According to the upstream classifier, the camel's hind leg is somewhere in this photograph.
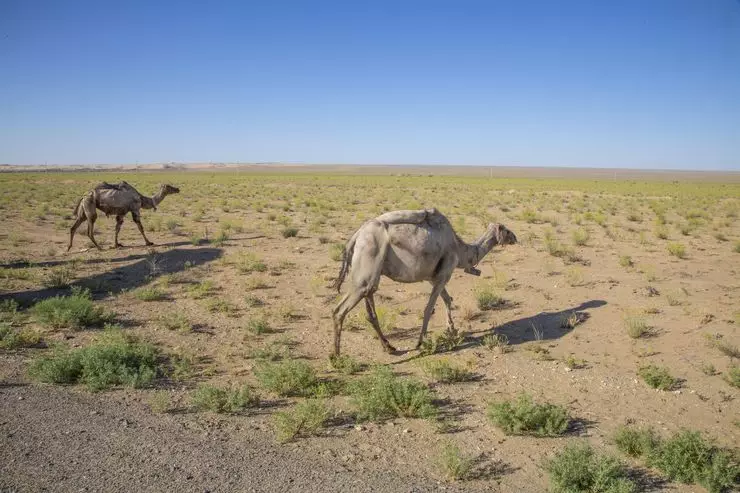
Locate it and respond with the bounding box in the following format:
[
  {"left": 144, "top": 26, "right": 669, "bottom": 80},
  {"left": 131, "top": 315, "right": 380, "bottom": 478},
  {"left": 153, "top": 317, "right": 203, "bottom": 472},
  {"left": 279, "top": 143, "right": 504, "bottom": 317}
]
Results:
[
  {"left": 332, "top": 289, "right": 366, "bottom": 357},
  {"left": 79, "top": 198, "right": 102, "bottom": 250},
  {"left": 68, "top": 216, "right": 85, "bottom": 252},
  {"left": 365, "top": 294, "right": 396, "bottom": 353},
  {"left": 331, "top": 224, "right": 389, "bottom": 357},
  {"left": 114, "top": 215, "right": 125, "bottom": 248}
]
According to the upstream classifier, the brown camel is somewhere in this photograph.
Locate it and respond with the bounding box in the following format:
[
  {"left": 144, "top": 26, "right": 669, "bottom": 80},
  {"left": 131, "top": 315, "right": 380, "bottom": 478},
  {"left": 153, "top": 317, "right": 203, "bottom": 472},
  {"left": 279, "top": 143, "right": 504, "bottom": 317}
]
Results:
[
  {"left": 68, "top": 181, "right": 180, "bottom": 251},
  {"left": 331, "top": 208, "right": 517, "bottom": 357}
]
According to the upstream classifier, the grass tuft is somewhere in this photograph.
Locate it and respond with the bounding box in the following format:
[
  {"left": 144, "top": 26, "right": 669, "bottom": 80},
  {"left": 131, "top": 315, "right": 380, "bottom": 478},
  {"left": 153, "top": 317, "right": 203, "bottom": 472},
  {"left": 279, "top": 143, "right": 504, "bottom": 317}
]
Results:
[
  {"left": 420, "top": 358, "right": 476, "bottom": 383},
  {"left": 191, "top": 383, "right": 259, "bottom": 413},
  {"left": 31, "top": 287, "right": 112, "bottom": 330},
  {"left": 28, "top": 329, "right": 158, "bottom": 391},
  {"left": 545, "top": 443, "right": 636, "bottom": 493},
  {"left": 667, "top": 242, "right": 687, "bottom": 259},
  {"left": 254, "top": 360, "right": 318, "bottom": 397},
  {"left": 438, "top": 442, "right": 475, "bottom": 481},
  {"left": 487, "top": 393, "right": 569, "bottom": 436},
  {"left": 638, "top": 365, "right": 678, "bottom": 390},
  {"left": 348, "top": 366, "right": 437, "bottom": 421},
  {"left": 273, "top": 399, "right": 330, "bottom": 442}
]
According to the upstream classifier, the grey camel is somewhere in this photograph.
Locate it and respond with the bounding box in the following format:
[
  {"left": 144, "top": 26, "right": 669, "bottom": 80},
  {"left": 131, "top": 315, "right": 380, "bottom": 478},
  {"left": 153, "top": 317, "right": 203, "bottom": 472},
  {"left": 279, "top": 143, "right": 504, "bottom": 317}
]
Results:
[
  {"left": 68, "top": 181, "right": 180, "bottom": 251},
  {"left": 331, "top": 208, "right": 517, "bottom": 357}
]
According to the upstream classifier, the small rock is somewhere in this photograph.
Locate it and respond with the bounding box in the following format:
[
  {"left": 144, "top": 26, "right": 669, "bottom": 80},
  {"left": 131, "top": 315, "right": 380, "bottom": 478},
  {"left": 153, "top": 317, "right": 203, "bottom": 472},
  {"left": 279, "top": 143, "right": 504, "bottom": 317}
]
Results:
[
  {"left": 673, "top": 390, "right": 682, "bottom": 395},
  {"left": 564, "top": 367, "right": 572, "bottom": 372},
  {"left": 402, "top": 429, "right": 410, "bottom": 434},
  {"left": 17, "top": 396, "right": 24, "bottom": 401},
  {"left": 354, "top": 425, "right": 364, "bottom": 431}
]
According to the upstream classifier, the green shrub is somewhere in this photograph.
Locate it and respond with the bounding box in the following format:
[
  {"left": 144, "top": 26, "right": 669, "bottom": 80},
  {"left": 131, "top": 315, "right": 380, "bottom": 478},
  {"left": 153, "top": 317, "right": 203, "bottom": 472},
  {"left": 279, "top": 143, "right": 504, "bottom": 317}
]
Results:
[
  {"left": 420, "top": 358, "right": 475, "bottom": 383},
  {"left": 614, "top": 426, "right": 660, "bottom": 458},
  {"left": 235, "top": 253, "right": 267, "bottom": 274},
  {"left": 29, "top": 330, "right": 158, "bottom": 391},
  {"left": 191, "top": 383, "right": 259, "bottom": 413},
  {"left": 273, "top": 399, "right": 330, "bottom": 443},
  {"left": 419, "top": 330, "right": 465, "bottom": 355},
  {"left": 329, "top": 243, "right": 344, "bottom": 262},
  {"left": 725, "top": 366, "right": 740, "bottom": 389},
  {"left": 43, "top": 267, "right": 74, "bottom": 288},
  {"left": 0, "top": 324, "right": 41, "bottom": 349},
  {"left": 625, "top": 316, "right": 651, "bottom": 339},
  {"left": 438, "top": 442, "right": 475, "bottom": 481},
  {"left": 618, "top": 255, "right": 633, "bottom": 268},
  {"left": 158, "top": 312, "right": 192, "bottom": 333},
  {"left": 31, "top": 287, "right": 112, "bottom": 330},
  {"left": 572, "top": 228, "right": 590, "bottom": 246},
  {"left": 246, "top": 317, "right": 271, "bottom": 335},
  {"left": 486, "top": 393, "right": 569, "bottom": 436},
  {"left": 348, "top": 366, "right": 437, "bottom": 421},
  {"left": 255, "top": 360, "right": 318, "bottom": 397},
  {"left": 329, "top": 354, "right": 363, "bottom": 375},
  {"left": 545, "top": 443, "right": 636, "bottom": 493},
  {"left": 474, "top": 283, "right": 505, "bottom": 311},
  {"left": 638, "top": 365, "right": 678, "bottom": 390},
  {"left": 481, "top": 332, "right": 509, "bottom": 353},
  {"left": 667, "top": 242, "right": 687, "bottom": 259},
  {"left": 135, "top": 286, "right": 166, "bottom": 301},
  {"left": 281, "top": 227, "right": 299, "bottom": 238},
  {"left": 733, "top": 241, "right": 740, "bottom": 253}
]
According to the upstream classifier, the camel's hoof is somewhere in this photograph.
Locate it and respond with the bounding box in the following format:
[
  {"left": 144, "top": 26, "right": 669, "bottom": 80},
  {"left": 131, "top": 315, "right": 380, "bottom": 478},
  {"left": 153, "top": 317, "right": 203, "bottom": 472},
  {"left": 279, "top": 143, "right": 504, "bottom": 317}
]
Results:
[
  {"left": 145, "top": 242, "right": 155, "bottom": 247},
  {"left": 115, "top": 243, "right": 125, "bottom": 249},
  {"left": 384, "top": 344, "right": 397, "bottom": 354}
]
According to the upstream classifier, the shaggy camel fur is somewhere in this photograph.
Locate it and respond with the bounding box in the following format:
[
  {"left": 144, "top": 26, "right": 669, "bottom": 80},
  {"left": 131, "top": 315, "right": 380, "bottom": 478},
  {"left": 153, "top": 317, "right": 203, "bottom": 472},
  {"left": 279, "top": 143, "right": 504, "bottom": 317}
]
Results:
[
  {"left": 331, "top": 208, "right": 517, "bottom": 356},
  {"left": 68, "top": 181, "right": 180, "bottom": 251}
]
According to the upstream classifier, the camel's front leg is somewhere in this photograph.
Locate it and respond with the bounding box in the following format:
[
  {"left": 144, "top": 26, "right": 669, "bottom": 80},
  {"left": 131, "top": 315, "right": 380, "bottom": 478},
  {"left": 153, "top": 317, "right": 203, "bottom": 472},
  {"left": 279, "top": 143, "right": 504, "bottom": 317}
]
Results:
[
  {"left": 68, "top": 216, "right": 85, "bottom": 252},
  {"left": 365, "top": 294, "right": 396, "bottom": 354},
  {"left": 416, "top": 281, "right": 448, "bottom": 349},
  {"left": 131, "top": 211, "right": 154, "bottom": 246},
  {"left": 440, "top": 288, "right": 455, "bottom": 333}
]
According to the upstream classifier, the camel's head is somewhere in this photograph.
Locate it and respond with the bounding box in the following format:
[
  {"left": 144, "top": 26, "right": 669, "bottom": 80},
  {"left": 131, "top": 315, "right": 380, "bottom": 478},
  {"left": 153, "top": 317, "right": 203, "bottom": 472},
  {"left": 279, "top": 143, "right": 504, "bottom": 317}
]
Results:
[
  {"left": 160, "top": 184, "right": 180, "bottom": 196},
  {"left": 490, "top": 223, "right": 518, "bottom": 246}
]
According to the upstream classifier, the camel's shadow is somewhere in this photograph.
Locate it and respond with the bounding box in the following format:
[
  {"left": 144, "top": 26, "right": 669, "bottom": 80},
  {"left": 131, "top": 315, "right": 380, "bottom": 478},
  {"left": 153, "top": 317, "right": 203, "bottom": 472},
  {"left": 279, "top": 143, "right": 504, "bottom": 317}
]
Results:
[
  {"left": 465, "top": 299, "right": 607, "bottom": 348},
  {"left": 0, "top": 247, "right": 223, "bottom": 306}
]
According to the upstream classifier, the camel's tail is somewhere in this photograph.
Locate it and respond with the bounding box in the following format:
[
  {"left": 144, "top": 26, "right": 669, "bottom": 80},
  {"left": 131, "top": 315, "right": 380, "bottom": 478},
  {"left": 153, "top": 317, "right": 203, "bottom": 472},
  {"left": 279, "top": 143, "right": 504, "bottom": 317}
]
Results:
[
  {"left": 72, "top": 196, "right": 84, "bottom": 218},
  {"left": 331, "top": 229, "right": 359, "bottom": 292}
]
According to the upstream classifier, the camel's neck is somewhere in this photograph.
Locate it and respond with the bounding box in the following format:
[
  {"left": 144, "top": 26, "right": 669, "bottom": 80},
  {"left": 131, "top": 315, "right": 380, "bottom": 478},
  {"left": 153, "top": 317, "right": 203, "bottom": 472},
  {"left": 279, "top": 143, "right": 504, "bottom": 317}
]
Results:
[
  {"left": 151, "top": 189, "right": 168, "bottom": 207},
  {"left": 456, "top": 228, "right": 499, "bottom": 269}
]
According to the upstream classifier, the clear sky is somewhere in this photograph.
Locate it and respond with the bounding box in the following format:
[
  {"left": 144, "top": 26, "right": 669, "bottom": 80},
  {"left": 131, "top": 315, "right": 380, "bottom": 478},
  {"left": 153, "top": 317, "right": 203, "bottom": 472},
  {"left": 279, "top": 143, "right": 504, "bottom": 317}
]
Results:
[{"left": 1, "top": 0, "right": 739, "bottom": 169}]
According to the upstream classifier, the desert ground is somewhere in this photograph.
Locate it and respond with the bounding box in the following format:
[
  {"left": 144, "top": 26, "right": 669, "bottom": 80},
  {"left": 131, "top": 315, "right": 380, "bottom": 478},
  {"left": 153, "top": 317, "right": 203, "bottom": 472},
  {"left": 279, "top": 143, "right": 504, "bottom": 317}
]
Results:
[{"left": 1, "top": 168, "right": 738, "bottom": 492}]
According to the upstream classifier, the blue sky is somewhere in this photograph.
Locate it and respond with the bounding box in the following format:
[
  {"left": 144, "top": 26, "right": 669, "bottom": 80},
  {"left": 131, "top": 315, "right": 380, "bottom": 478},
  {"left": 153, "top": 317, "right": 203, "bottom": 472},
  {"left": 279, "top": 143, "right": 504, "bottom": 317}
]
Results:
[{"left": 1, "top": 1, "right": 739, "bottom": 169}]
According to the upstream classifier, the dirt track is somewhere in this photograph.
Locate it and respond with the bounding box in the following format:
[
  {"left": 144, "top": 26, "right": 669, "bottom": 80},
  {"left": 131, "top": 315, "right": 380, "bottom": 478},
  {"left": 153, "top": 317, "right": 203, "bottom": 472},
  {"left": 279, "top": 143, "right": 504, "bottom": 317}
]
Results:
[{"left": 1, "top": 358, "right": 495, "bottom": 493}]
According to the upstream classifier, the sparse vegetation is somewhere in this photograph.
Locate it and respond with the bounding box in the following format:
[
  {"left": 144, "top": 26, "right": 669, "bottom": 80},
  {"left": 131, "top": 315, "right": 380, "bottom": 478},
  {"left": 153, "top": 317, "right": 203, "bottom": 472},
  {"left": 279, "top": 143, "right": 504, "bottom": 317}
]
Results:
[
  {"left": 29, "top": 329, "right": 158, "bottom": 391},
  {"left": 474, "top": 282, "right": 505, "bottom": 310},
  {"left": 572, "top": 228, "right": 590, "bottom": 246},
  {"left": 625, "top": 316, "right": 652, "bottom": 339},
  {"left": 349, "top": 366, "right": 437, "bottom": 421},
  {"left": 481, "top": 332, "right": 509, "bottom": 353},
  {"left": 329, "top": 354, "right": 363, "bottom": 374},
  {"left": 273, "top": 399, "right": 330, "bottom": 443},
  {"left": 158, "top": 312, "right": 192, "bottom": 332},
  {"left": 487, "top": 393, "right": 569, "bottom": 436},
  {"left": 254, "top": 360, "right": 319, "bottom": 397},
  {"left": 191, "top": 383, "right": 259, "bottom": 413},
  {"left": 438, "top": 442, "right": 475, "bottom": 481},
  {"left": 0, "top": 324, "right": 41, "bottom": 349},
  {"left": 420, "top": 358, "right": 475, "bottom": 383},
  {"left": 614, "top": 426, "right": 739, "bottom": 493},
  {"left": 667, "top": 242, "right": 687, "bottom": 259},
  {"left": 545, "top": 443, "right": 636, "bottom": 493},
  {"left": 135, "top": 286, "right": 166, "bottom": 301},
  {"left": 31, "top": 287, "right": 113, "bottom": 330},
  {"left": 638, "top": 365, "right": 678, "bottom": 390}
]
